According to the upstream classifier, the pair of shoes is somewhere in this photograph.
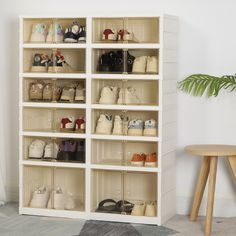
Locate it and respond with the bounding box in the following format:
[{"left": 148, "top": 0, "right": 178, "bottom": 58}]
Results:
[
  {"left": 132, "top": 56, "right": 158, "bottom": 73},
  {"left": 95, "top": 114, "right": 128, "bottom": 135},
  {"left": 29, "top": 81, "right": 61, "bottom": 101},
  {"left": 128, "top": 119, "right": 157, "bottom": 136},
  {"left": 57, "top": 140, "right": 85, "bottom": 162},
  {"left": 98, "top": 50, "right": 135, "bottom": 72},
  {"left": 60, "top": 117, "right": 85, "bottom": 133},
  {"left": 102, "top": 29, "right": 133, "bottom": 41},
  {"left": 95, "top": 199, "right": 134, "bottom": 214},
  {"left": 131, "top": 152, "right": 157, "bottom": 167},
  {"left": 31, "top": 51, "right": 72, "bottom": 73},
  {"left": 29, "top": 186, "right": 75, "bottom": 210},
  {"left": 60, "top": 83, "right": 85, "bottom": 102},
  {"left": 99, "top": 86, "right": 140, "bottom": 105},
  {"left": 30, "top": 22, "right": 86, "bottom": 43},
  {"left": 131, "top": 202, "right": 157, "bottom": 217},
  {"left": 29, "top": 140, "right": 59, "bottom": 159}
]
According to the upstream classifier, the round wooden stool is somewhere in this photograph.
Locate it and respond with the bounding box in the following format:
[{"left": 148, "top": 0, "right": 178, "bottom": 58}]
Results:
[{"left": 185, "top": 145, "right": 236, "bottom": 236}]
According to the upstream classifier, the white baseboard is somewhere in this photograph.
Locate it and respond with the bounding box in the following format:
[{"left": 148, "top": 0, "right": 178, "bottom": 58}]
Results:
[{"left": 177, "top": 196, "right": 236, "bottom": 217}]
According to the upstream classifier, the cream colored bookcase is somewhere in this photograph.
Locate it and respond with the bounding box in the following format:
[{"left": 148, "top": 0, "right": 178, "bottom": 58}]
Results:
[{"left": 19, "top": 15, "right": 178, "bottom": 225}]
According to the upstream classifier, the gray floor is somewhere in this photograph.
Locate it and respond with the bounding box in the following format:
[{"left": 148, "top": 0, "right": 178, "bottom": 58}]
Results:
[{"left": 0, "top": 203, "right": 235, "bottom": 236}]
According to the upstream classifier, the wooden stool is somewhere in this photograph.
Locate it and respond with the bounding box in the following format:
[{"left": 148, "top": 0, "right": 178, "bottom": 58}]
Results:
[{"left": 185, "top": 145, "right": 236, "bottom": 236}]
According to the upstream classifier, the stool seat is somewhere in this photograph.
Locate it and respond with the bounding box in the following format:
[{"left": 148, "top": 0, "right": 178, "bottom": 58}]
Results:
[
  {"left": 184, "top": 144, "right": 236, "bottom": 236},
  {"left": 185, "top": 144, "right": 236, "bottom": 156}
]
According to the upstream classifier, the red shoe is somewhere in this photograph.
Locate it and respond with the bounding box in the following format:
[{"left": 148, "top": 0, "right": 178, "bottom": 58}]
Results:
[
  {"left": 60, "top": 117, "right": 75, "bottom": 132},
  {"left": 118, "top": 29, "right": 133, "bottom": 41},
  {"left": 102, "top": 29, "right": 117, "bottom": 41},
  {"left": 75, "top": 117, "right": 85, "bottom": 133},
  {"left": 145, "top": 153, "right": 157, "bottom": 167},
  {"left": 131, "top": 153, "right": 146, "bottom": 167}
]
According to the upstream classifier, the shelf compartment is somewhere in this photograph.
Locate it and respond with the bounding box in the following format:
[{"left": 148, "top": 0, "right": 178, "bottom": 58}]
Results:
[
  {"left": 23, "top": 48, "right": 85, "bottom": 74},
  {"left": 23, "top": 166, "right": 85, "bottom": 211},
  {"left": 23, "top": 18, "right": 86, "bottom": 44},
  {"left": 23, "top": 77, "right": 86, "bottom": 104},
  {"left": 23, "top": 136, "right": 85, "bottom": 163},
  {"left": 92, "top": 79, "right": 159, "bottom": 106},
  {"left": 91, "top": 139, "right": 158, "bottom": 168},
  {"left": 92, "top": 48, "right": 159, "bottom": 74},
  {"left": 92, "top": 17, "right": 159, "bottom": 44},
  {"left": 91, "top": 169, "right": 157, "bottom": 217},
  {"left": 92, "top": 109, "right": 158, "bottom": 137},
  {"left": 23, "top": 107, "right": 86, "bottom": 133}
]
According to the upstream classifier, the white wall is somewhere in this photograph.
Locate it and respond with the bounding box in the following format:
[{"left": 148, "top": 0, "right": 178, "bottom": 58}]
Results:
[{"left": 1, "top": 0, "right": 236, "bottom": 217}]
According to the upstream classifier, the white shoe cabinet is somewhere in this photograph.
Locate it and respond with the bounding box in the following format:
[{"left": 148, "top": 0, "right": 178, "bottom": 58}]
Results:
[{"left": 19, "top": 15, "right": 178, "bottom": 225}]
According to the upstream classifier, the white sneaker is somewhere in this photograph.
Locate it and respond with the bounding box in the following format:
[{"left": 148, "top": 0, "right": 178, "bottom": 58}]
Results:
[
  {"left": 46, "top": 23, "right": 64, "bottom": 43},
  {"left": 144, "top": 202, "right": 157, "bottom": 217},
  {"left": 132, "top": 56, "right": 147, "bottom": 73},
  {"left": 112, "top": 115, "right": 129, "bottom": 135},
  {"left": 75, "top": 83, "right": 85, "bottom": 102},
  {"left": 143, "top": 119, "right": 157, "bottom": 136},
  {"left": 131, "top": 202, "right": 146, "bottom": 216},
  {"left": 99, "top": 86, "right": 118, "bottom": 104},
  {"left": 65, "top": 192, "right": 76, "bottom": 210},
  {"left": 95, "top": 114, "right": 113, "bottom": 134},
  {"left": 29, "top": 139, "right": 46, "bottom": 159},
  {"left": 53, "top": 187, "right": 64, "bottom": 210},
  {"left": 29, "top": 186, "right": 50, "bottom": 208},
  {"left": 117, "top": 87, "right": 140, "bottom": 105},
  {"left": 128, "top": 119, "right": 144, "bottom": 136},
  {"left": 146, "top": 56, "right": 158, "bottom": 73},
  {"left": 30, "top": 23, "right": 47, "bottom": 42},
  {"left": 44, "top": 143, "right": 59, "bottom": 159}
]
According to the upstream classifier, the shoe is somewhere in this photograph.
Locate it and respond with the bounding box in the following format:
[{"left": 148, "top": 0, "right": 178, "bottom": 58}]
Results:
[
  {"left": 102, "top": 29, "right": 117, "bottom": 41},
  {"left": 75, "top": 83, "right": 85, "bottom": 102},
  {"left": 43, "top": 143, "right": 59, "bottom": 159},
  {"left": 75, "top": 117, "right": 85, "bottom": 133},
  {"left": 29, "top": 139, "right": 46, "bottom": 159},
  {"left": 98, "top": 51, "right": 117, "bottom": 72},
  {"left": 60, "top": 85, "right": 75, "bottom": 102},
  {"left": 75, "top": 140, "right": 85, "bottom": 162},
  {"left": 95, "top": 114, "right": 113, "bottom": 134},
  {"left": 112, "top": 115, "right": 123, "bottom": 135},
  {"left": 146, "top": 56, "right": 158, "bottom": 73},
  {"left": 131, "top": 153, "right": 146, "bottom": 166},
  {"left": 30, "top": 23, "right": 47, "bottom": 42},
  {"left": 78, "top": 26, "right": 86, "bottom": 41},
  {"left": 128, "top": 119, "right": 144, "bottom": 136},
  {"left": 144, "top": 202, "right": 157, "bottom": 217},
  {"left": 64, "top": 191, "right": 76, "bottom": 210},
  {"left": 132, "top": 56, "right": 147, "bottom": 73},
  {"left": 145, "top": 153, "right": 157, "bottom": 167},
  {"left": 118, "top": 29, "right": 133, "bottom": 41},
  {"left": 46, "top": 23, "right": 64, "bottom": 43},
  {"left": 53, "top": 187, "right": 64, "bottom": 210},
  {"left": 57, "top": 140, "right": 77, "bottom": 161},
  {"left": 117, "top": 87, "right": 140, "bottom": 105},
  {"left": 29, "top": 186, "right": 50, "bottom": 208},
  {"left": 48, "top": 50, "right": 71, "bottom": 73},
  {"left": 99, "top": 86, "right": 118, "bottom": 104},
  {"left": 143, "top": 119, "right": 157, "bottom": 136},
  {"left": 31, "top": 53, "right": 49, "bottom": 72},
  {"left": 60, "top": 117, "right": 75, "bottom": 132},
  {"left": 29, "top": 81, "right": 44, "bottom": 101},
  {"left": 64, "top": 22, "right": 80, "bottom": 43},
  {"left": 42, "top": 83, "right": 53, "bottom": 101},
  {"left": 131, "top": 202, "right": 146, "bottom": 216},
  {"left": 52, "top": 85, "right": 62, "bottom": 102}
]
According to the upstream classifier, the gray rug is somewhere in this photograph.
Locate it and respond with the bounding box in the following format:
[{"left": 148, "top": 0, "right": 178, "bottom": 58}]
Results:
[{"left": 79, "top": 220, "right": 178, "bottom": 236}]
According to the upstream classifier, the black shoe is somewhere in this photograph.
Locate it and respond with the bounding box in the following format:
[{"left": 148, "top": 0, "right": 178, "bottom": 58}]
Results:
[
  {"left": 75, "top": 140, "right": 85, "bottom": 162},
  {"left": 78, "top": 26, "right": 86, "bottom": 42},
  {"left": 31, "top": 53, "right": 49, "bottom": 72},
  {"left": 99, "top": 51, "right": 116, "bottom": 72},
  {"left": 64, "top": 22, "right": 80, "bottom": 43}
]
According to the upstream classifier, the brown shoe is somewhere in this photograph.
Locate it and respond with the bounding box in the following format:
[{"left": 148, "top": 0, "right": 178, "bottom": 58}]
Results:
[{"left": 29, "top": 81, "right": 44, "bottom": 101}]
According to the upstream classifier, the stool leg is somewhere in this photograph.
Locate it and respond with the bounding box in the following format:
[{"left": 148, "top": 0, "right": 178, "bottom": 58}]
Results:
[
  {"left": 205, "top": 156, "right": 218, "bottom": 236},
  {"left": 228, "top": 156, "right": 236, "bottom": 179},
  {"left": 190, "top": 156, "right": 210, "bottom": 221}
]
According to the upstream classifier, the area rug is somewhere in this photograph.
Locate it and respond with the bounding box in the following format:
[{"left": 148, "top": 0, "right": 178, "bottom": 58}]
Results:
[{"left": 79, "top": 220, "right": 178, "bottom": 236}]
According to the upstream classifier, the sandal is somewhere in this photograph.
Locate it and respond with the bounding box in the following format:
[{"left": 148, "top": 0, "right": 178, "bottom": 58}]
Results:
[
  {"left": 116, "top": 200, "right": 134, "bottom": 214},
  {"left": 95, "top": 199, "right": 120, "bottom": 213}
]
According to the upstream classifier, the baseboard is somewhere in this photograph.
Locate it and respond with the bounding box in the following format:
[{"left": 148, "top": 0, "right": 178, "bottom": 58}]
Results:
[{"left": 177, "top": 196, "right": 236, "bottom": 217}]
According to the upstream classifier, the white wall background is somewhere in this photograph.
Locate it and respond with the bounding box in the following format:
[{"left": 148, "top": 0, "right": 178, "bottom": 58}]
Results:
[{"left": 0, "top": 0, "right": 236, "bottom": 217}]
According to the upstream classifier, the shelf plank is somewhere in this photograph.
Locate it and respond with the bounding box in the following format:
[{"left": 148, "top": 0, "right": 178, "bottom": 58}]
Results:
[
  {"left": 22, "top": 43, "right": 87, "bottom": 49},
  {"left": 90, "top": 164, "right": 159, "bottom": 172},
  {"left": 91, "top": 73, "right": 160, "bottom": 80},
  {"left": 91, "top": 104, "right": 159, "bottom": 111},
  {"left": 92, "top": 43, "right": 160, "bottom": 49},
  {"left": 21, "top": 73, "right": 86, "bottom": 79},
  {"left": 22, "top": 102, "right": 87, "bottom": 109},
  {"left": 21, "top": 160, "right": 86, "bottom": 168}
]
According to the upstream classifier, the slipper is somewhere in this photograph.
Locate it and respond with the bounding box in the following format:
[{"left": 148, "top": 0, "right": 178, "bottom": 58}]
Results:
[
  {"left": 95, "top": 199, "right": 120, "bottom": 213},
  {"left": 116, "top": 200, "right": 134, "bottom": 214}
]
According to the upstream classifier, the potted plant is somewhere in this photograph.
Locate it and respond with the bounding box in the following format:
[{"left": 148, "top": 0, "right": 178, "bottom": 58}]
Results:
[{"left": 178, "top": 74, "right": 236, "bottom": 97}]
